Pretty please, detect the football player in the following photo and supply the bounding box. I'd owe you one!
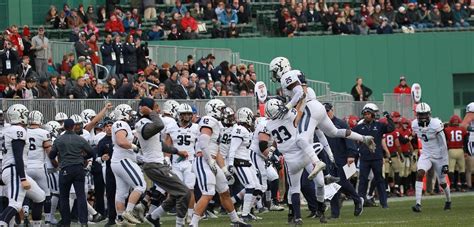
[190,99,249,227]
[25,111,52,224]
[220,107,235,167]
[381,117,403,196]
[54,112,68,128]
[0,104,45,226]
[461,102,474,155]
[262,98,323,225]
[269,57,375,180]
[411,103,451,212]
[161,100,180,144]
[110,104,145,224]
[43,120,61,224]
[132,98,190,227]
[397,117,414,196]
[168,103,200,222]
[444,115,468,191]
[228,108,260,222]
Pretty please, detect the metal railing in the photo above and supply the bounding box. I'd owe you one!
[306,79,330,97]
[318,91,353,102]
[382,93,415,119]
[1,97,257,123]
[50,41,234,67]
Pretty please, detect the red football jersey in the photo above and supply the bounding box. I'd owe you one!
[444,126,467,149]
[397,128,412,153]
[383,131,400,153]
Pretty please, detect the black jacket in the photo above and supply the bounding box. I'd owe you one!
[171,84,189,99]
[0,49,20,75]
[100,41,116,66]
[15,64,35,80]
[351,84,372,101]
[74,40,91,58]
[116,83,138,99]
[123,42,137,73]
[50,130,93,168]
[71,85,88,99]
[136,44,149,71]
[326,117,358,166]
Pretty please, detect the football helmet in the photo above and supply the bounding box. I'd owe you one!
[265,98,284,120]
[114,104,132,121]
[269,57,291,82]
[205,99,226,120]
[7,104,29,125]
[44,121,61,137]
[69,114,84,124]
[81,109,97,124]
[28,110,44,125]
[177,103,193,124]
[415,102,431,127]
[222,107,235,126]
[162,100,179,117]
[361,103,379,117]
[236,107,255,127]
[55,112,68,122]
[449,115,461,126]
[466,102,474,113]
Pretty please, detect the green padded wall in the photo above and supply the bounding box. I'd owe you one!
[159,32,474,120]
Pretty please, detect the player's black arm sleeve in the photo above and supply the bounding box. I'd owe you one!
[142,113,165,140]
[385,117,395,133]
[49,143,58,160]
[162,144,179,154]
[12,139,26,179]
[463,136,469,154]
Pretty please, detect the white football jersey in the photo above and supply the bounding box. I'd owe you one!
[26,127,51,168]
[0,125,5,160]
[249,118,269,157]
[161,115,178,142]
[92,131,106,146]
[135,118,164,164]
[306,87,317,101]
[219,124,234,158]
[412,117,446,159]
[229,124,252,161]
[169,123,199,162]
[265,109,299,154]
[280,70,302,98]
[3,125,29,168]
[467,102,474,141]
[198,116,221,156]
[111,120,135,162]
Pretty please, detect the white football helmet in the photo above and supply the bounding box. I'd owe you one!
[269,57,291,82]
[28,110,44,125]
[222,107,235,126]
[362,103,379,113]
[55,112,68,122]
[265,98,284,120]
[466,102,474,113]
[114,104,132,121]
[70,114,84,124]
[7,104,29,125]
[177,103,193,123]
[236,107,255,127]
[415,102,431,127]
[205,99,226,120]
[162,100,180,117]
[44,121,61,136]
[81,109,97,124]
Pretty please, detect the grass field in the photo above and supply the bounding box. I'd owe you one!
[152,192,474,227]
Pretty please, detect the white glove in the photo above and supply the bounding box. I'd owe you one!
[131,144,139,153]
[208,158,218,175]
[164,157,171,166]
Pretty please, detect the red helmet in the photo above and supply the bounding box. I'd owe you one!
[449,115,462,125]
[400,117,410,125]
[347,115,359,129]
[378,117,388,124]
[391,111,401,119]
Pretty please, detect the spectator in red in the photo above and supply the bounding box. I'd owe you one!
[7,25,24,57]
[181,11,198,32]
[393,76,411,94]
[61,53,75,74]
[105,14,125,36]
[87,34,100,66]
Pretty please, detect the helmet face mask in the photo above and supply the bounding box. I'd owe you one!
[205,99,226,120]
[222,107,235,126]
[417,112,430,127]
[7,104,29,125]
[265,99,283,120]
[28,110,44,126]
[269,57,291,83]
[236,107,255,130]
[114,104,132,122]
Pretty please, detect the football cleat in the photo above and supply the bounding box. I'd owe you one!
[324,175,340,184]
[231,219,251,227]
[354,197,364,216]
[412,203,422,213]
[293,218,304,225]
[145,214,161,227]
[308,161,326,180]
[270,203,285,211]
[122,210,141,224]
[444,201,451,211]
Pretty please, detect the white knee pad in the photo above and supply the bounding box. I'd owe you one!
[267,166,279,182]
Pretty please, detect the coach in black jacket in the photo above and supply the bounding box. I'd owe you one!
[323,103,364,218]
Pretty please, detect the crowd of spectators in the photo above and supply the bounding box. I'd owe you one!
[275,0,474,37]
[0,25,258,100]
[43,0,252,41]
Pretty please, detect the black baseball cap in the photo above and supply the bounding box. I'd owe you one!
[139,98,155,109]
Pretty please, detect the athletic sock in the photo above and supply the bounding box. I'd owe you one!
[444,185,451,202]
[151,206,165,220]
[191,214,201,226]
[316,186,325,203]
[290,193,301,219]
[187,208,193,219]
[125,203,135,212]
[176,217,184,226]
[228,210,239,222]
[415,181,423,205]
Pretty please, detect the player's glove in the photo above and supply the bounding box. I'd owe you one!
[208,159,218,175]
[383,111,391,119]
[441,165,449,174]
[131,144,140,153]
[228,165,235,175]
[164,157,171,167]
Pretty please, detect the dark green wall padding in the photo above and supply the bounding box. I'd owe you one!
[159,32,474,120]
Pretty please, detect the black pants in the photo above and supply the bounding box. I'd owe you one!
[59,165,87,225]
[105,163,117,222]
[330,164,361,217]
[91,162,105,215]
[358,159,388,207]
[143,162,190,218]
